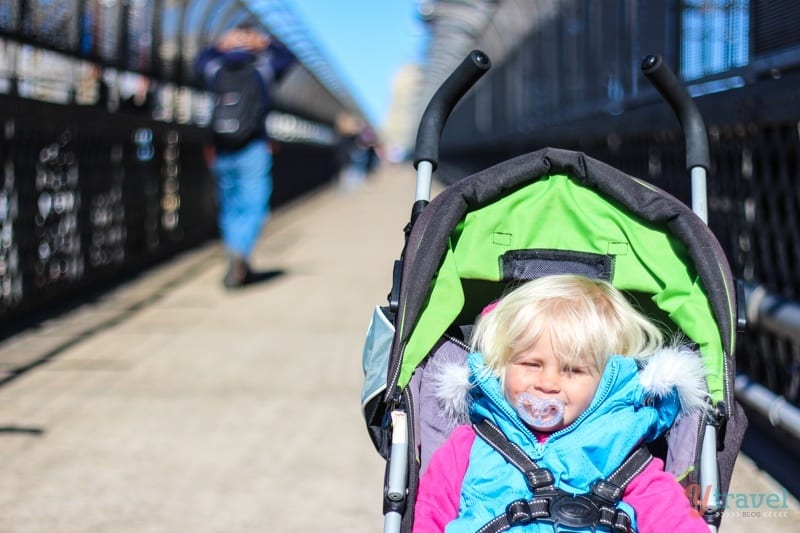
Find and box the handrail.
[735,375,800,441]
[743,282,800,345]
[737,282,800,440]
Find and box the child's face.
[503,329,601,432]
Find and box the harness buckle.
[612,509,633,532]
[549,494,601,528]
[591,479,623,503]
[505,499,535,526]
[524,467,555,489]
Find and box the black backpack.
[211,61,268,149]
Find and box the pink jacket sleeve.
[412,425,476,533]
[624,457,710,532]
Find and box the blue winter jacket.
[445,351,682,532]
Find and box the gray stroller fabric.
[409,336,470,475]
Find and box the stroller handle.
[641,54,710,173]
[414,50,491,173]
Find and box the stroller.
[361,51,747,532]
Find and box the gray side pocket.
[361,305,395,408]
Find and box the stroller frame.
[364,51,747,533]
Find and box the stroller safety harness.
[474,420,652,533]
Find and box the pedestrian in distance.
[334,112,370,193]
[196,21,295,288]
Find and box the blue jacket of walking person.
[196,32,295,152]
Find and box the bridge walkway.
[0,164,796,532]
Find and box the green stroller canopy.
[393,150,736,407]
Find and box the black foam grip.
[641,54,710,171]
[414,50,491,171]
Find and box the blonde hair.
[471,274,664,376]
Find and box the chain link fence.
[425,0,800,413]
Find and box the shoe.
[223,255,250,289]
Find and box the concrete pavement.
[0,163,797,532]
[0,165,419,532]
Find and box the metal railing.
[737,284,800,441]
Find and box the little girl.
[413,274,710,532]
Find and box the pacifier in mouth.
[515,392,565,430]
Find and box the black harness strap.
[594,446,654,501]
[473,419,556,491]
[473,420,652,532]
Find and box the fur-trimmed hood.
[428,344,710,432]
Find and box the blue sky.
[288,0,427,127]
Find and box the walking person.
[334,112,373,192]
[197,21,295,288]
